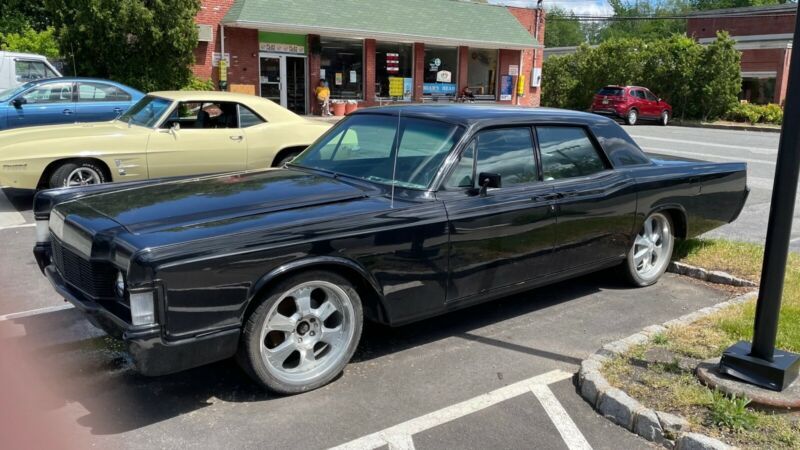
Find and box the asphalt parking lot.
[0,123,780,449]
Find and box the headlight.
[130,290,156,326]
[115,271,125,298]
[35,219,50,243]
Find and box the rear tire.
[237,270,363,394]
[621,212,674,287]
[625,109,638,126]
[274,150,302,167]
[48,161,107,189]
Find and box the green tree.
[45,0,201,92]
[544,7,585,47]
[692,0,790,10]
[0,27,60,59]
[697,32,742,120]
[0,0,53,35]
[596,0,692,43]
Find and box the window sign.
[349,70,357,83]
[429,58,441,72]
[389,77,404,97]
[500,75,513,101]
[423,83,457,95]
[335,72,343,85]
[436,70,452,83]
[259,42,305,54]
[376,42,413,98]
[320,68,326,78]
[403,78,413,100]
[386,53,400,73]
[509,65,519,76]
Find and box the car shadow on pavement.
[14,270,630,436]
[1,188,34,212]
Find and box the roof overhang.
[222,20,541,50]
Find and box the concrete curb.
[673,121,781,134]
[667,262,757,288]
[577,288,758,449]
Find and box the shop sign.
[259,42,305,54]
[436,70,452,83]
[500,75,513,100]
[386,52,400,73]
[212,52,230,67]
[429,58,441,72]
[389,77,405,97]
[423,83,456,95]
[508,65,519,76]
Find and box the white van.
[0,51,62,91]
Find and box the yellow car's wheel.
[49,161,107,189]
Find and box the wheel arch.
[271,145,308,167]
[649,205,688,239]
[244,256,389,325]
[37,157,113,189]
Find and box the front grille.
[51,237,117,298]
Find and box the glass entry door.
[259,53,307,114]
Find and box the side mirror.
[478,172,501,197]
[12,97,26,108]
[657,98,662,103]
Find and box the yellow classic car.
[0,91,331,190]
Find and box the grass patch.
[599,238,800,448]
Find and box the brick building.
[193,0,545,115]
[687,3,796,105]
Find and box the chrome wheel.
[661,110,670,126]
[627,109,638,125]
[65,167,101,186]
[259,280,356,385]
[633,213,672,280]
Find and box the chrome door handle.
[63,109,73,115]
[229,135,243,141]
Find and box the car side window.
[445,127,537,189]
[21,82,73,104]
[14,60,58,83]
[633,90,646,100]
[644,90,658,101]
[163,101,239,129]
[77,82,131,102]
[238,104,266,127]
[537,127,608,180]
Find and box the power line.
[548,12,796,21]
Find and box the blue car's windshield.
[118,95,172,127]
[0,82,35,101]
[292,114,463,190]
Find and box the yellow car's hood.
[0,120,148,145]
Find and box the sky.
[487,0,615,15]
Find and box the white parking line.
[329,369,575,450]
[630,135,776,154]
[531,384,592,450]
[0,189,26,229]
[0,222,35,230]
[643,147,776,166]
[0,304,74,322]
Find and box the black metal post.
[718,5,800,391]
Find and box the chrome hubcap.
[259,281,354,385]
[662,112,669,125]
[629,111,637,124]
[65,167,101,186]
[633,214,671,279]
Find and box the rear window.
[597,87,624,96]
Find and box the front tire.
[238,271,363,394]
[49,161,106,189]
[660,110,670,126]
[625,109,638,126]
[621,212,674,287]
[274,150,302,167]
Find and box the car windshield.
[292,114,463,190]
[0,82,35,101]
[598,87,624,96]
[117,95,172,127]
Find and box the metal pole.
[719,4,800,391]
[751,9,800,360]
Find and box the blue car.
[0,77,144,131]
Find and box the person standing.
[315,80,331,116]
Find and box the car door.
[441,127,558,303]
[75,81,133,122]
[535,126,638,273]
[7,80,76,128]
[643,89,661,117]
[146,100,247,178]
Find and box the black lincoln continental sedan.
[32,105,748,393]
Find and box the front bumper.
[41,262,239,376]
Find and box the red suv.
[590,86,672,126]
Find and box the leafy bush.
[542,32,741,121]
[182,76,215,91]
[0,26,59,58]
[725,103,783,125]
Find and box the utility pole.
[718,4,800,391]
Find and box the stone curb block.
[667,262,757,287]
[577,291,756,448]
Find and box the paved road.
[623,124,800,251]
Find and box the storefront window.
[320,37,363,100]
[376,42,413,100]
[466,48,498,97]
[740,77,776,105]
[423,45,458,97]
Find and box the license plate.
[602,99,609,105]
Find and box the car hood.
[69,168,371,234]
[0,120,145,144]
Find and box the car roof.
[0,51,51,60]
[149,91,306,123]
[349,104,616,128]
